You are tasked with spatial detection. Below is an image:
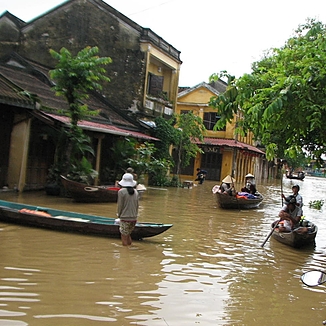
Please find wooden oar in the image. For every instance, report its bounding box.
[261,167,285,248]
[261,219,280,247]
[281,169,284,206]
[231,176,236,196]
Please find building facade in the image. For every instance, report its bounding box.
[0,0,182,191]
[175,81,267,183]
[0,0,181,122]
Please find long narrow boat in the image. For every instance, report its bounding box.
[0,200,172,240]
[286,173,305,180]
[61,175,119,203]
[271,220,317,248]
[212,186,263,209]
[60,176,146,203]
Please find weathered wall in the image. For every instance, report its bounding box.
[2,1,147,112]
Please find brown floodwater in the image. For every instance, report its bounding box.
[0,176,326,325]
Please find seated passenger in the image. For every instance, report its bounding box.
[220,175,236,196]
[278,196,302,232]
[241,173,257,194]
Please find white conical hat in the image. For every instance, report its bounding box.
[222,175,236,183]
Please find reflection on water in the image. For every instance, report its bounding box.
[0,176,326,325]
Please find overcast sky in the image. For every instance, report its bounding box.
[2,0,326,86]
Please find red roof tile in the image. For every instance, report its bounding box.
[44,113,159,141]
[197,137,265,155]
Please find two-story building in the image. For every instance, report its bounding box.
[0,0,181,121]
[175,81,267,183]
[0,0,182,190]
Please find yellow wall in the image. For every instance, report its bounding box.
[7,115,31,190]
[220,149,234,178]
[176,84,234,180]
[141,42,181,109]
[176,83,263,182]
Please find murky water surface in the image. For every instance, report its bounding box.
[0,176,326,325]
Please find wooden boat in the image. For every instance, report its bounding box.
[212,185,263,209]
[61,175,119,203]
[286,172,305,180]
[60,176,146,203]
[271,220,317,248]
[0,199,172,240]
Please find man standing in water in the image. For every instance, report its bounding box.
[117,173,139,246]
[195,168,207,184]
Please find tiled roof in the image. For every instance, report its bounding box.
[177,81,222,99]
[43,113,159,141]
[197,137,265,155]
[0,74,34,107]
[0,53,138,130]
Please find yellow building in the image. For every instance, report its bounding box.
[140,32,181,119]
[175,81,266,183]
[0,1,182,191]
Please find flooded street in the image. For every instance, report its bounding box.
[0,176,326,325]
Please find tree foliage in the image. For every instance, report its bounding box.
[153,113,206,170]
[48,46,112,181]
[176,112,206,163]
[126,142,172,186]
[209,19,326,163]
[153,116,179,161]
[174,112,206,173]
[283,151,309,173]
[50,46,112,126]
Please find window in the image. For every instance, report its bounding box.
[203,112,225,131]
[147,73,164,96]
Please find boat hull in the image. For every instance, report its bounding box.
[61,175,119,203]
[271,221,317,248]
[214,191,263,209]
[0,200,172,240]
[286,176,305,180]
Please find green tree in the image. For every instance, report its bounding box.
[126,142,172,186]
[209,19,326,163]
[152,113,206,181]
[153,116,179,161]
[283,151,309,174]
[110,138,137,179]
[174,112,206,175]
[50,46,112,127]
[49,46,112,181]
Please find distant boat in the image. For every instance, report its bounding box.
[286,172,305,180]
[0,200,172,240]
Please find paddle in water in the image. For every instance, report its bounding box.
[261,219,281,247]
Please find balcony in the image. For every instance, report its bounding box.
[141,28,181,62]
[145,96,173,116]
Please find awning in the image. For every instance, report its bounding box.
[42,113,159,141]
[139,119,156,129]
[196,137,265,155]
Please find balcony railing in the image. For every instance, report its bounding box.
[141,28,181,62]
[145,96,173,116]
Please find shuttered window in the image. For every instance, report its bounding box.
[148,74,164,96]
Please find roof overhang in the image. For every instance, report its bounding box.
[196,137,265,155]
[41,113,159,141]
